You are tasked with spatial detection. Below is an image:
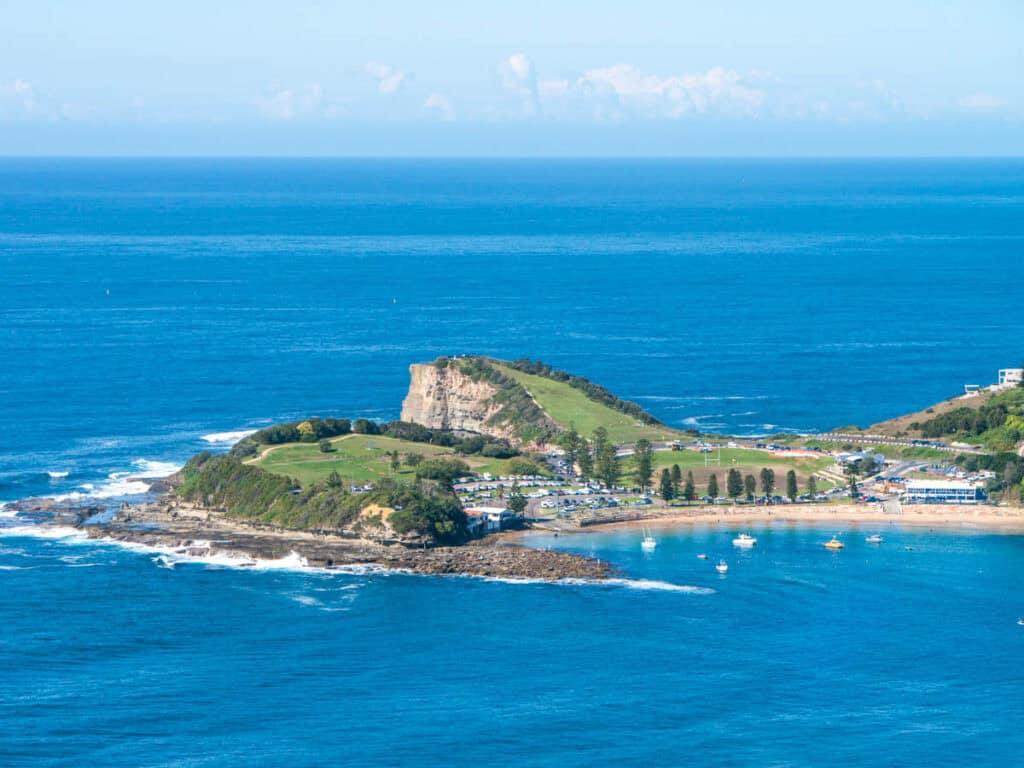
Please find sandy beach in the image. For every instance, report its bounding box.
[536,503,1024,536]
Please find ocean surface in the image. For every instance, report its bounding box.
[2,158,1024,765]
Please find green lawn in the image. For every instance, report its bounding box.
[623,447,836,491]
[499,365,680,444]
[250,434,525,486]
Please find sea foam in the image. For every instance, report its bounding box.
[201,429,257,445]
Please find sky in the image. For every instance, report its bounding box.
[1,0,1021,156]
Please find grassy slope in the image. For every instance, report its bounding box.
[868,390,993,438]
[251,434,522,486]
[498,365,680,443]
[624,447,838,490]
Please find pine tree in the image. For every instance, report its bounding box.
[726,468,743,499]
[597,442,619,489]
[708,473,720,499]
[786,469,798,500]
[683,470,696,503]
[807,475,818,498]
[577,438,593,479]
[760,467,776,498]
[634,438,654,492]
[744,474,757,500]
[671,464,682,495]
[659,468,674,501]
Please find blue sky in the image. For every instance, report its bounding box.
[1,0,1021,155]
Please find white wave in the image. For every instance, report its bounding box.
[0,525,89,542]
[602,578,715,594]
[130,459,183,478]
[47,471,70,479]
[201,429,257,445]
[0,505,17,519]
[291,595,322,607]
[0,565,25,571]
[446,572,714,593]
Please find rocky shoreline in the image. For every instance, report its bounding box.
[6,496,613,581]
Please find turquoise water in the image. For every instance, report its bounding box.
[1,524,1022,766]
[2,159,1024,765]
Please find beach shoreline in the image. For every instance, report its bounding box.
[523,503,1024,536]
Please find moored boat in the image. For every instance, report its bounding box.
[715,560,729,574]
[823,536,844,550]
[732,533,757,548]
[865,534,883,544]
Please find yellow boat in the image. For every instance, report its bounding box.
[823,536,844,550]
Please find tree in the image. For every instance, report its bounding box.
[597,442,620,489]
[390,450,401,471]
[577,438,594,479]
[591,427,608,469]
[707,473,720,499]
[659,468,674,501]
[507,482,528,517]
[318,439,333,453]
[683,470,696,503]
[760,467,776,498]
[726,468,743,499]
[807,474,818,498]
[404,452,423,467]
[326,470,344,488]
[558,426,583,473]
[634,438,654,492]
[786,469,798,500]
[744,474,757,501]
[671,464,683,495]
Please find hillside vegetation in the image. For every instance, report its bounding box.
[177,453,469,543]
[497,363,679,444]
[910,388,1024,452]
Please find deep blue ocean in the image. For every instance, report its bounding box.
[2,159,1024,765]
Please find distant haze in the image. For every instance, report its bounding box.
[1,1,1021,156]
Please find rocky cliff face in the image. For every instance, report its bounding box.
[400,362,511,438]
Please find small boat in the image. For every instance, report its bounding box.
[715,560,729,574]
[823,536,844,551]
[865,534,883,544]
[697,553,708,560]
[732,533,757,548]
[640,527,657,551]
[1017,618,1024,626]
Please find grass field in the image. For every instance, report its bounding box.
[250,434,526,486]
[623,448,837,492]
[498,365,680,444]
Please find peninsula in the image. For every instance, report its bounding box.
[12,357,1024,576]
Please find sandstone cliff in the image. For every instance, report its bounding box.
[401,362,506,433]
[399,360,559,446]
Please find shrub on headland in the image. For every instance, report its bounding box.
[177,453,469,543]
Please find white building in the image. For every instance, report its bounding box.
[465,506,515,533]
[901,480,984,505]
[997,368,1023,387]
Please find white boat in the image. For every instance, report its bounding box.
[640,527,657,551]
[1017,618,1024,626]
[732,533,757,548]
[865,534,883,544]
[715,560,729,574]
[697,553,708,560]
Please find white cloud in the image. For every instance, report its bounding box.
[257,82,327,120]
[570,64,765,118]
[365,62,407,95]
[9,79,41,113]
[958,92,1006,111]
[499,53,539,115]
[424,92,455,121]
